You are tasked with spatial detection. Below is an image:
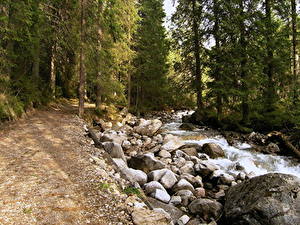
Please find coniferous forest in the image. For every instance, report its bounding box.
[0,0,299,132]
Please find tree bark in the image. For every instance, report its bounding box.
[192,0,203,109]
[50,44,56,97]
[78,0,86,118]
[95,83,101,109]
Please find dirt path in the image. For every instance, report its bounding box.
[0,103,132,225]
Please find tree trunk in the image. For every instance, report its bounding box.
[50,43,56,98]
[213,0,222,121]
[128,73,131,109]
[291,0,298,104]
[78,0,86,117]
[239,0,249,124]
[192,0,203,110]
[95,83,101,109]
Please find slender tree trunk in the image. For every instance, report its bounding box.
[192,0,203,109]
[128,73,131,109]
[240,0,249,124]
[32,38,40,79]
[95,83,101,109]
[50,43,56,97]
[213,0,222,121]
[265,0,275,111]
[291,0,298,104]
[78,0,86,117]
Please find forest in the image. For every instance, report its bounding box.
[0,0,299,133]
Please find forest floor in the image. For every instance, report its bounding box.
[0,101,133,225]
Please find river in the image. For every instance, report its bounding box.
[162,111,300,178]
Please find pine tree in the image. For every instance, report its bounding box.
[132,0,169,112]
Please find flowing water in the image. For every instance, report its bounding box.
[163,111,300,178]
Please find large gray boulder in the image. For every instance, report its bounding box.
[128,154,165,174]
[224,173,300,225]
[188,198,223,220]
[103,142,127,162]
[202,143,225,159]
[134,119,162,136]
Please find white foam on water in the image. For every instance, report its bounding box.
[184,136,300,178]
[163,112,300,178]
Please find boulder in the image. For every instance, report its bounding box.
[224,173,300,225]
[181,147,199,157]
[148,169,178,189]
[158,150,171,158]
[179,123,196,131]
[161,134,185,151]
[150,189,171,203]
[178,215,190,225]
[188,198,223,220]
[218,173,235,185]
[128,154,165,174]
[112,158,147,185]
[144,181,166,194]
[181,173,203,188]
[100,131,127,145]
[132,207,171,225]
[180,163,195,175]
[194,187,206,198]
[148,197,184,223]
[173,179,195,192]
[103,142,126,162]
[134,119,162,137]
[170,195,182,205]
[266,142,281,154]
[194,161,220,177]
[202,143,225,159]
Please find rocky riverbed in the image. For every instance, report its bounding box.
[88,111,300,225]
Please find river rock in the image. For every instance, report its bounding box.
[148,197,185,223]
[219,173,235,185]
[161,134,185,151]
[122,140,132,150]
[150,189,171,203]
[266,142,281,154]
[178,215,190,225]
[132,207,171,225]
[202,143,225,159]
[144,181,166,194]
[101,131,127,145]
[194,187,206,198]
[188,198,223,220]
[224,173,300,225]
[181,173,203,188]
[181,147,199,157]
[112,158,147,185]
[160,170,178,189]
[180,162,195,175]
[158,150,171,158]
[103,142,127,162]
[134,119,162,137]
[180,123,196,131]
[170,195,182,205]
[128,154,165,173]
[173,179,195,192]
[194,161,220,177]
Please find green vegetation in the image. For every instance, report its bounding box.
[123,186,142,198]
[0,0,300,132]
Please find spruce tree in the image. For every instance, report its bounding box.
[132,0,169,112]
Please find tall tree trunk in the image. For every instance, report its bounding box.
[50,43,56,97]
[95,82,101,109]
[265,0,275,111]
[128,73,131,109]
[32,38,40,79]
[192,0,203,109]
[240,0,249,124]
[213,0,222,121]
[291,0,298,104]
[78,0,86,117]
